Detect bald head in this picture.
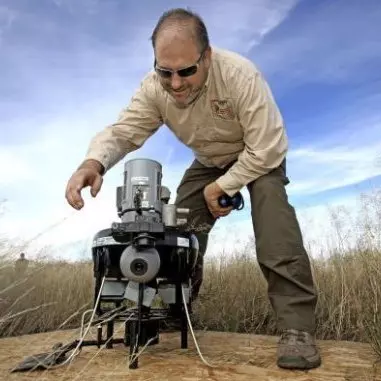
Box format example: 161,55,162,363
154,22,201,69
155,22,197,50
151,8,210,54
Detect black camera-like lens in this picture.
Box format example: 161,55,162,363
130,259,148,275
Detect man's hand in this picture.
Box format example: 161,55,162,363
203,181,233,219
65,160,104,210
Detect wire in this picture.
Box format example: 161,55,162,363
22,278,218,371
181,285,218,368
53,275,107,367
26,276,108,371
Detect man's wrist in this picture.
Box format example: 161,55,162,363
77,159,105,175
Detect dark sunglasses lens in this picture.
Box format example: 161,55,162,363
178,65,198,77
156,68,172,78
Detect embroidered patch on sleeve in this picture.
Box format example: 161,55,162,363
210,99,235,120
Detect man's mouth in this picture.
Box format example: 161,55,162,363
172,88,187,94
171,88,189,99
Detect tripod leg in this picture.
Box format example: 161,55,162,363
106,320,114,348
129,320,138,369
181,304,188,349
97,325,102,348
129,283,144,369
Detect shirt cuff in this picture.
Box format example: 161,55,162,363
83,152,111,174
215,171,247,197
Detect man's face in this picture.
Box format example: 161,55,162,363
154,30,211,107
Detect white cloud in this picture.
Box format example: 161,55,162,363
0,150,35,185
286,114,381,196
287,143,381,196
252,0,381,87
199,0,299,53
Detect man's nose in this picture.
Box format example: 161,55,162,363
171,73,183,89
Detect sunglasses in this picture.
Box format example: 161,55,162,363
154,50,205,79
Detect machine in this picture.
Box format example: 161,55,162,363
10,158,244,372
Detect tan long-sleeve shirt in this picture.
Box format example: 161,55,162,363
84,46,288,197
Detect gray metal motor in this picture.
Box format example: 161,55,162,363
116,158,163,223
116,158,189,226
111,158,197,286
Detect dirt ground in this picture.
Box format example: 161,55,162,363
1,326,381,381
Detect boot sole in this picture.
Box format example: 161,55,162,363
277,355,321,370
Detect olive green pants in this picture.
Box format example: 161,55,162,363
174,158,318,333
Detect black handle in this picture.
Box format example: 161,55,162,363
218,192,244,210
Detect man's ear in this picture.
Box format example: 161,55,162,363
204,46,212,60
203,46,212,69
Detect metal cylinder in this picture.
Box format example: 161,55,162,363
162,204,177,227
120,158,163,222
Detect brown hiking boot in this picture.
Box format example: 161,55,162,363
277,329,321,370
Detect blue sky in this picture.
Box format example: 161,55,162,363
1,0,380,259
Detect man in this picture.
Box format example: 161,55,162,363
65,8,321,370
15,252,29,277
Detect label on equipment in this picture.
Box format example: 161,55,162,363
131,176,149,182
177,237,189,247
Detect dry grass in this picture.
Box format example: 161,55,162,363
0,188,381,360
0,257,94,337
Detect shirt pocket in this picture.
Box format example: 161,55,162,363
209,118,243,143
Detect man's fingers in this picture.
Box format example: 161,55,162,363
65,169,103,210
65,177,85,210
74,185,85,208
217,209,232,218
90,174,103,197
69,185,84,209
65,189,83,210
207,202,233,219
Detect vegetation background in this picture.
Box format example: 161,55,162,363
1,188,381,358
